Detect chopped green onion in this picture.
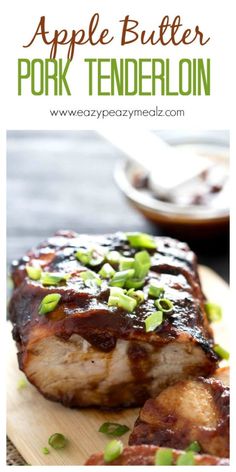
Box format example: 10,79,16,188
76,248,92,265
26,265,42,281
99,422,130,437
41,272,70,286
106,251,121,264
48,433,67,449
110,269,135,288
42,447,49,455
213,344,230,360
80,270,102,288
104,439,123,463
89,255,104,267
145,311,163,332
17,378,28,390
176,451,196,466
119,257,135,271
155,298,173,313
133,250,151,279
205,302,222,322
155,448,173,465
126,232,157,249
126,288,135,296
127,289,145,305
186,441,201,453
39,293,61,315
99,263,115,279
76,248,104,267
120,251,151,289
125,278,145,289
108,287,137,312
148,284,164,299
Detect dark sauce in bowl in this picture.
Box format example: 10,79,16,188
115,141,229,239
132,145,229,211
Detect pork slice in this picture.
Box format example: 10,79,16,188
129,376,229,458
85,445,229,465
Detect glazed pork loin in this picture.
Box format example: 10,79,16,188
9,230,218,408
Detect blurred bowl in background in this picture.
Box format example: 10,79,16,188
114,132,229,240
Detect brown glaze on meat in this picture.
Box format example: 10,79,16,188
85,445,229,465
9,231,218,408
129,377,229,458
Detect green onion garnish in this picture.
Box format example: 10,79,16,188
108,287,137,312
205,302,222,322
127,289,145,304
148,284,164,299
126,232,157,249
125,278,145,289
133,250,151,280
106,251,121,264
155,298,173,313
99,263,115,279
186,441,201,453
26,266,42,281
176,451,196,465
99,422,130,437
155,448,173,465
80,270,102,288
89,255,104,267
76,248,92,265
145,311,163,332
48,433,67,449
39,293,61,315
213,344,230,360
41,272,70,286
42,447,49,455
120,251,151,289
104,439,123,463
76,249,104,267
119,257,135,271
110,269,135,288
17,378,28,390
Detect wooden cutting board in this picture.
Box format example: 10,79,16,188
7,266,229,465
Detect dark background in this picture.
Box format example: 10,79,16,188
7,130,229,281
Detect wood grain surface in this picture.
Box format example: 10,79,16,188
7,265,229,466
